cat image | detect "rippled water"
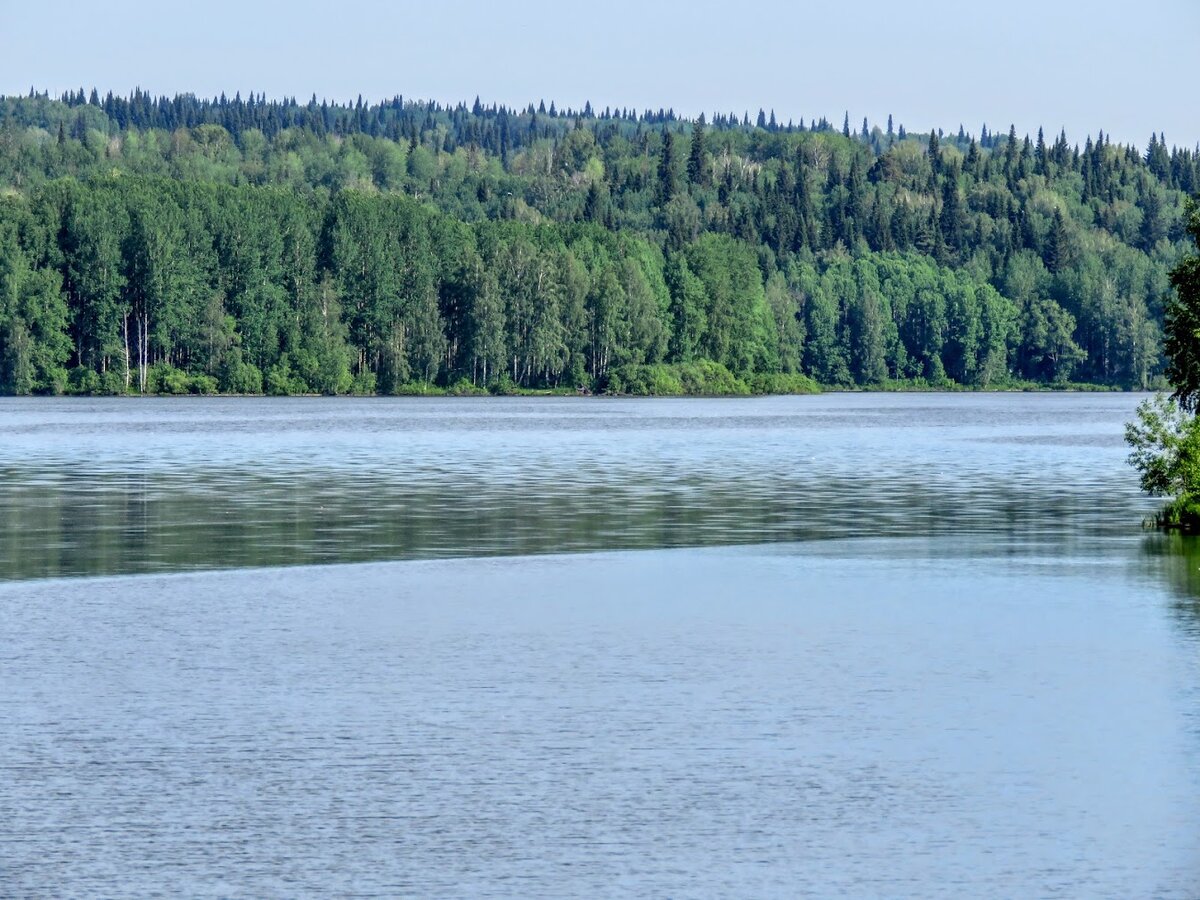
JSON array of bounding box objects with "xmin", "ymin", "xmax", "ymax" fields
[
  {"xmin": 0, "ymin": 394, "xmax": 1160, "ymax": 579},
  {"xmin": 2, "ymin": 394, "xmax": 1198, "ymax": 897}
]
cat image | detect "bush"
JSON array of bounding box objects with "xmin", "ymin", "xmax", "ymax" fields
[
  {"xmin": 221, "ymin": 358, "xmax": 263, "ymax": 394},
  {"xmin": 149, "ymin": 363, "xmax": 190, "ymax": 394},
  {"xmin": 266, "ymin": 365, "xmax": 295, "ymax": 395},
  {"xmin": 41, "ymin": 366, "xmax": 68, "ymax": 396},
  {"xmin": 292, "ymin": 348, "xmax": 353, "ymax": 395},
  {"xmin": 604, "ymin": 364, "xmax": 683, "ymax": 396},
  {"xmin": 446, "ymin": 378, "xmax": 488, "ymax": 396},
  {"xmin": 189, "ymin": 373, "xmax": 219, "ymax": 395},
  {"xmin": 600, "ymin": 361, "xmax": 755, "ymax": 396},
  {"xmin": 350, "ymin": 370, "xmax": 377, "ymax": 395},
  {"xmin": 266, "ymin": 354, "xmax": 312, "ymax": 395},
  {"xmin": 677, "ymin": 360, "xmax": 750, "ymax": 395},
  {"xmin": 601, "ymin": 370, "xmax": 624, "ymax": 395},
  {"xmin": 488, "ymin": 374, "xmax": 519, "ymax": 396},
  {"xmin": 748, "ymin": 372, "xmax": 821, "ymax": 395},
  {"xmin": 100, "ymin": 370, "xmax": 127, "ymax": 395},
  {"xmin": 67, "ymin": 366, "xmax": 101, "ymax": 395}
]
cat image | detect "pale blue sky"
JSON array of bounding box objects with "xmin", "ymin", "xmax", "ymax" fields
[{"xmin": 2, "ymin": 0, "xmax": 1196, "ymax": 148}]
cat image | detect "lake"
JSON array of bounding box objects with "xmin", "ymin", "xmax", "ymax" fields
[{"xmin": 1, "ymin": 394, "xmax": 1198, "ymax": 897}]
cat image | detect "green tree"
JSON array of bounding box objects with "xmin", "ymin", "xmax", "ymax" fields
[
  {"xmin": 657, "ymin": 129, "xmax": 677, "ymax": 204},
  {"xmin": 1126, "ymin": 394, "xmax": 1200, "ymax": 528},
  {"xmin": 687, "ymin": 119, "xmax": 707, "ymax": 186},
  {"xmin": 1127, "ymin": 201, "xmax": 1200, "ymax": 527},
  {"xmin": 1165, "ymin": 201, "xmax": 1200, "ymax": 409}
]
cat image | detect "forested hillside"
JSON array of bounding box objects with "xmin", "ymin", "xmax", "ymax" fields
[{"xmin": 0, "ymin": 88, "xmax": 1195, "ymax": 394}]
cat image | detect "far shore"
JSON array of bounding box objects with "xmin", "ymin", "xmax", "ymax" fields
[{"xmin": 4, "ymin": 382, "xmax": 1153, "ymax": 400}]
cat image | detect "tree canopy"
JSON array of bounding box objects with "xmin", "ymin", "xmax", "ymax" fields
[
  {"xmin": 0, "ymin": 89, "xmax": 1195, "ymax": 394},
  {"xmin": 1127, "ymin": 198, "xmax": 1200, "ymax": 528},
  {"xmin": 1165, "ymin": 201, "xmax": 1200, "ymax": 409}
]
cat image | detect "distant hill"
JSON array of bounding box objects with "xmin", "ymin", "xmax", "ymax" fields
[{"xmin": 0, "ymin": 88, "xmax": 1194, "ymax": 394}]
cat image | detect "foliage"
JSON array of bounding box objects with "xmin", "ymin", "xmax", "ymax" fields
[
  {"xmin": 1126, "ymin": 394, "xmax": 1200, "ymax": 529},
  {"xmin": 600, "ymin": 360, "xmax": 756, "ymax": 396},
  {"xmin": 0, "ymin": 90, "xmax": 1194, "ymax": 395},
  {"xmin": 1164, "ymin": 201, "xmax": 1200, "ymax": 410},
  {"xmin": 1127, "ymin": 205, "xmax": 1200, "ymax": 528},
  {"xmin": 747, "ymin": 372, "xmax": 821, "ymax": 395}
]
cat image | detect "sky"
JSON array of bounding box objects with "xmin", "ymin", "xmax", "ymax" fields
[{"xmin": 2, "ymin": 0, "xmax": 1196, "ymax": 149}]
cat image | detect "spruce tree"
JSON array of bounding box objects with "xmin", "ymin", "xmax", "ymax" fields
[
  {"xmin": 687, "ymin": 119, "xmax": 706, "ymax": 186},
  {"xmin": 1045, "ymin": 207, "xmax": 1071, "ymax": 273},
  {"xmin": 657, "ymin": 129, "xmax": 677, "ymax": 204}
]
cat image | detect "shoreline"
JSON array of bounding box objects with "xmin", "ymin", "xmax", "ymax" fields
[{"xmin": 0, "ymin": 383, "xmax": 1150, "ymax": 399}]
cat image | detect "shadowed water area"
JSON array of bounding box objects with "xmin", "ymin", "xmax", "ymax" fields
[
  {"xmin": 2, "ymin": 394, "xmax": 1199, "ymax": 897},
  {"xmin": 0, "ymin": 394, "xmax": 1167, "ymax": 578}
]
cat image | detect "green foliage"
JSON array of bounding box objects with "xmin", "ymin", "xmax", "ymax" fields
[
  {"xmin": 748, "ymin": 372, "xmax": 821, "ymax": 394},
  {"xmin": 265, "ymin": 355, "xmax": 306, "ymax": 395},
  {"xmin": 220, "ymin": 352, "xmax": 263, "ymax": 394},
  {"xmin": 1127, "ymin": 394, "xmax": 1200, "ymax": 529},
  {"xmin": 350, "ymin": 369, "xmax": 377, "ymax": 395},
  {"xmin": 190, "ymin": 373, "xmax": 219, "ymax": 394},
  {"xmin": 605, "ymin": 363, "xmax": 684, "ymax": 396},
  {"xmin": 487, "ymin": 374, "xmax": 520, "ymax": 395},
  {"xmin": 1127, "ymin": 204, "xmax": 1200, "ymax": 528},
  {"xmin": 0, "ymin": 90, "xmax": 1194, "ymax": 395},
  {"xmin": 446, "ymin": 378, "xmax": 488, "ymax": 396},
  {"xmin": 1165, "ymin": 200, "xmax": 1200, "ymax": 410},
  {"xmin": 67, "ymin": 365, "xmax": 101, "ymax": 394},
  {"xmin": 677, "ymin": 360, "xmax": 750, "ymax": 395},
  {"xmin": 148, "ymin": 362, "xmax": 190, "ymax": 394},
  {"xmin": 603, "ymin": 360, "xmax": 752, "ymax": 396}
]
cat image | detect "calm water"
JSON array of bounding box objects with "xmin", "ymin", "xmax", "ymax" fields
[{"xmin": 2, "ymin": 394, "xmax": 1198, "ymax": 896}]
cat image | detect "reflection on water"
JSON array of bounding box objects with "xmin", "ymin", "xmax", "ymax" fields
[
  {"xmin": 1140, "ymin": 532, "xmax": 1200, "ymax": 635},
  {"xmin": 0, "ymin": 393, "xmax": 1157, "ymax": 580},
  {"xmin": 4, "ymin": 394, "xmax": 1200, "ymax": 897}
]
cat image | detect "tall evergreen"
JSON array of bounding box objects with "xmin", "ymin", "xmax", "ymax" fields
[{"xmin": 687, "ymin": 119, "xmax": 707, "ymax": 186}]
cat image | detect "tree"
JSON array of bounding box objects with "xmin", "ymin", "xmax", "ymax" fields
[
  {"xmin": 1126, "ymin": 394, "xmax": 1200, "ymax": 528},
  {"xmin": 0, "ymin": 210, "xmax": 70, "ymax": 393},
  {"xmin": 1128, "ymin": 199, "xmax": 1200, "ymax": 527},
  {"xmin": 1164, "ymin": 200, "xmax": 1200, "ymax": 409},
  {"xmin": 1044, "ymin": 207, "xmax": 1071, "ymax": 273},
  {"xmin": 665, "ymin": 255, "xmax": 706, "ymax": 363},
  {"xmin": 687, "ymin": 119, "xmax": 706, "ymax": 186},
  {"xmin": 657, "ymin": 129, "xmax": 677, "ymax": 204}
]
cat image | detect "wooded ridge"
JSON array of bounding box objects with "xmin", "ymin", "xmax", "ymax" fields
[{"xmin": 0, "ymin": 89, "xmax": 1193, "ymax": 394}]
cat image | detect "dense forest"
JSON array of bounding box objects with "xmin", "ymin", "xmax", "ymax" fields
[{"xmin": 0, "ymin": 88, "xmax": 1195, "ymax": 395}]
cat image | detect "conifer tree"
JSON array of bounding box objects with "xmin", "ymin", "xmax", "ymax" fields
[
  {"xmin": 687, "ymin": 119, "xmax": 707, "ymax": 186},
  {"xmin": 657, "ymin": 130, "xmax": 677, "ymax": 204}
]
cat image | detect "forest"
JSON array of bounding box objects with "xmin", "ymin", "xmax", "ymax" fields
[{"xmin": 0, "ymin": 88, "xmax": 1195, "ymax": 395}]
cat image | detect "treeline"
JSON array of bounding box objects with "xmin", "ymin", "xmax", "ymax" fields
[
  {"xmin": 0, "ymin": 177, "xmax": 1010, "ymax": 394},
  {"xmin": 0, "ymin": 89, "xmax": 1194, "ymax": 394}
]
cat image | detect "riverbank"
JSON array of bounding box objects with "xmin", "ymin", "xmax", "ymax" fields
[{"xmin": 16, "ymin": 358, "xmax": 1158, "ymax": 398}]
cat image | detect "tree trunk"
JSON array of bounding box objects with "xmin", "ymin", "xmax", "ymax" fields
[{"xmin": 122, "ymin": 314, "xmax": 131, "ymax": 390}]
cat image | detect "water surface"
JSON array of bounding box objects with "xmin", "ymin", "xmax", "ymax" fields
[
  {"xmin": 0, "ymin": 393, "xmax": 1158, "ymax": 579},
  {"xmin": 1, "ymin": 394, "xmax": 1197, "ymax": 897}
]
